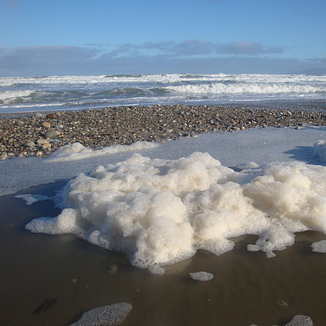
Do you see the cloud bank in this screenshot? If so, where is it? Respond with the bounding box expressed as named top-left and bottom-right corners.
top-left (0, 40), bottom-right (324, 76)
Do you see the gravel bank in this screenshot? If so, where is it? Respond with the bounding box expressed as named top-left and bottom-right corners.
top-left (0, 105), bottom-right (325, 159)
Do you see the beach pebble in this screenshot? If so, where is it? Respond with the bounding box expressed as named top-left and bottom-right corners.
top-left (42, 142), bottom-right (51, 149)
top-left (0, 152), bottom-right (8, 160)
top-left (25, 141), bottom-right (35, 148)
top-left (45, 130), bottom-right (57, 139)
top-left (276, 300), bottom-right (288, 306)
top-left (42, 121), bottom-right (51, 128)
top-left (37, 138), bottom-right (50, 146)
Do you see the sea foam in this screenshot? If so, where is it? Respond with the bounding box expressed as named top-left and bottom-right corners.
top-left (70, 302), bottom-right (132, 326)
top-left (25, 150), bottom-right (326, 272)
top-left (314, 140), bottom-right (326, 163)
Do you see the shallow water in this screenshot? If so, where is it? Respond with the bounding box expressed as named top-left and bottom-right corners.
top-left (1, 182), bottom-right (326, 326)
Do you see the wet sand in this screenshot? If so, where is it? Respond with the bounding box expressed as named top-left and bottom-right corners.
top-left (1, 182), bottom-right (326, 326)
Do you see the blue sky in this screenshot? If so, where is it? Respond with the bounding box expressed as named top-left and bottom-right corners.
top-left (0, 0), bottom-right (325, 76)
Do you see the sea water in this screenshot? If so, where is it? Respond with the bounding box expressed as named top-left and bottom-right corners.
top-left (1, 73), bottom-right (326, 114)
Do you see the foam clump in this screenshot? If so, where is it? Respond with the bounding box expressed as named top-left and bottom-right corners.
top-left (47, 141), bottom-right (158, 162)
top-left (25, 152), bottom-right (326, 271)
top-left (250, 314), bottom-right (313, 326)
top-left (311, 240), bottom-right (326, 253)
top-left (314, 140), bottom-right (326, 163)
top-left (285, 315), bottom-right (313, 326)
top-left (70, 302), bottom-right (132, 326)
top-left (15, 194), bottom-right (49, 205)
top-left (190, 271), bottom-right (214, 281)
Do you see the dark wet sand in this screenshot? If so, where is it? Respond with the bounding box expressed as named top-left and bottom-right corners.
top-left (1, 182), bottom-right (326, 326)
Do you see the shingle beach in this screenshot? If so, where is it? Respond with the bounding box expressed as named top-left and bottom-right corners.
top-left (1, 105), bottom-right (325, 159)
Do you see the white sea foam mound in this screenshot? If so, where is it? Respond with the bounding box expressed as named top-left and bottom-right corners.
top-left (190, 271), bottom-right (214, 281)
top-left (25, 152), bottom-right (326, 271)
top-left (70, 302), bottom-right (132, 326)
top-left (314, 140), bottom-right (326, 163)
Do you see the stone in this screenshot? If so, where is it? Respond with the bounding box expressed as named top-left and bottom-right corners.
top-left (0, 152), bottom-right (8, 160)
top-left (42, 122), bottom-right (51, 128)
top-left (46, 113), bottom-right (56, 119)
top-left (42, 143), bottom-right (51, 149)
top-left (37, 138), bottom-right (50, 146)
top-left (25, 141), bottom-right (35, 148)
top-left (44, 130), bottom-right (57, 139)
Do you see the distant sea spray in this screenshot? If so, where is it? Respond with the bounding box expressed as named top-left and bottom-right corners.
top-left (0, 73), bottom-right (325, 114)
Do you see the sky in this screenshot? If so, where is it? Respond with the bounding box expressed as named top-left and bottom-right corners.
top-left (0, 0), bottom-right (325, 76)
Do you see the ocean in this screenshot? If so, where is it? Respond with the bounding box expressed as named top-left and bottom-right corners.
top-left (1, 73), bottom-right (326, 115)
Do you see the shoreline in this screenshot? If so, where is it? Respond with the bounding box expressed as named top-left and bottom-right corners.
top-left (1, 105), bottom-right (325, 160)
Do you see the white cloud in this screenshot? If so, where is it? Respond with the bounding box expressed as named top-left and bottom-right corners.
top-left (0, 43), bottom-right (323, 76)
top-left (108, 40), bottom-right (283, 58)
top-left (216, 42), bottom-right (284, 55)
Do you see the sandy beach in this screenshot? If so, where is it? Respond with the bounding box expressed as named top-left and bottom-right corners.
top-left (1, 105), bottom-right (326, 326)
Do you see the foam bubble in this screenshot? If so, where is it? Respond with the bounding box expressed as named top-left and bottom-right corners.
top-left (190, 271), bottom-right (214, 281)
top-left (70, 302), bottom-right (132, 326)
top-left (311, 240), bottom-right (326, 253)
top-left (15, 194), bottom-right (50, 205)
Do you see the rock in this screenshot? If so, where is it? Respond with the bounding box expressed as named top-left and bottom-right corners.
top-left (42, 122), bottom-right (51, 128)
top-left (36, 151), bottom-right (43, 157)
top-left (42, 143), bottom-right (51, 149)
top-left (37, 138), bottom-right (50, 146)
top-left (0, 152), bottom-right (8, 160)
top-left (44, 130), bottom-right (57, 139)
top-left (46, 113), bottom-right (56, 119)
top-left (35, 112), bottom-right (44, 118)
top-left (25, 141), bottom-right (35, 148)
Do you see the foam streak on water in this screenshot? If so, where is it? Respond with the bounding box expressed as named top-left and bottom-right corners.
top-left (0, 73), bottom-right (325, 114)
